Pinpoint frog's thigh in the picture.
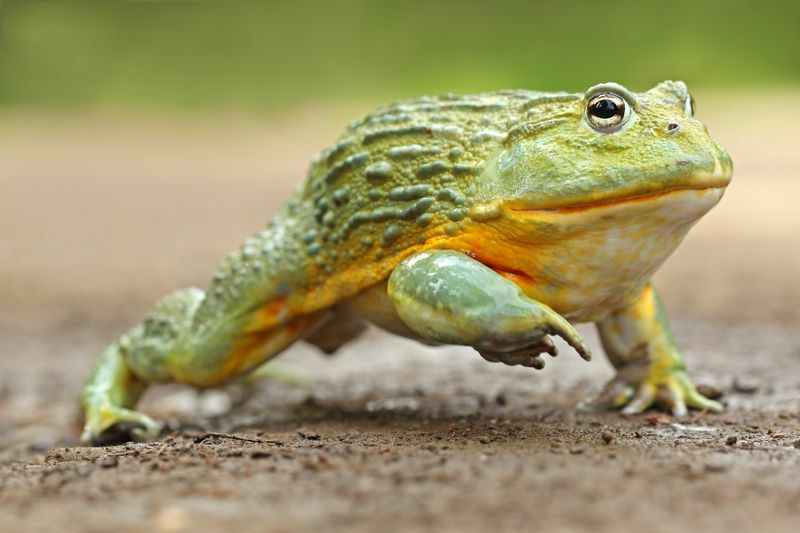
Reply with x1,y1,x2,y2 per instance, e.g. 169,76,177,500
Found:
131,311,327,388
386,250,590,358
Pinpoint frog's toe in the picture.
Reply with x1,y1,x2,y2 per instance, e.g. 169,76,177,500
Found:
656,371,724,415
602,366,724,416
683,380,724,413
539,335,558,356
81,403,163,445
479,349,546,369
620,382,657,415
544,315,591,361
478,337,561,369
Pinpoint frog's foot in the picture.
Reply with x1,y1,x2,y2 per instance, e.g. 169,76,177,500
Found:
478,314,592,370
478,337,559,369
598,357,723,417
81,401,164,445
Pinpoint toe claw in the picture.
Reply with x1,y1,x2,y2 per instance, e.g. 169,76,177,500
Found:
611,385,635,408
660,383,688,417
562,331,592,361
540,337,558,357
621,383,656,414
80,426,96,445
545,317,591,361
685,389,724,413
669,395,688,417
527,356,545,370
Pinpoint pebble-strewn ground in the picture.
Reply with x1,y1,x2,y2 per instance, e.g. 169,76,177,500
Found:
1,93,798,532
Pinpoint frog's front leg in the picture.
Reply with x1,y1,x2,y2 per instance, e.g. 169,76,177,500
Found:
387,250,591,368
596,283,723,416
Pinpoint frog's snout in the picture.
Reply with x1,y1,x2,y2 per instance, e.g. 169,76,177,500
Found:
690,147,733,189
714,149,734,182
661,113,733,186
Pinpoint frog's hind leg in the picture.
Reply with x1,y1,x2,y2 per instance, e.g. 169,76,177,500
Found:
237,311,363,386
80,288,326,444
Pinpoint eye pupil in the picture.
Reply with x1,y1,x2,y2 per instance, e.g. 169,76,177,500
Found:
584,91,630,132
592,99,618,119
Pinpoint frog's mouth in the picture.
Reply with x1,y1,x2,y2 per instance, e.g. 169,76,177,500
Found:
515,184,726,214
511,159,732,214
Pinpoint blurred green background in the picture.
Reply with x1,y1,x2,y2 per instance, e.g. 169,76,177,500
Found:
1,0,798,111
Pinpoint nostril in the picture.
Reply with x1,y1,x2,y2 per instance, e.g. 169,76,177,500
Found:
665,122,681,135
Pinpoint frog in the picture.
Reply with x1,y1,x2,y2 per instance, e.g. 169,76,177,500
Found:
79,81,733,444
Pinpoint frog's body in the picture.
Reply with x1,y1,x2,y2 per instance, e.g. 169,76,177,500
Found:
80,81,732,444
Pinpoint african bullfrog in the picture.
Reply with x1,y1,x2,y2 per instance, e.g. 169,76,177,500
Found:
80,81,733,444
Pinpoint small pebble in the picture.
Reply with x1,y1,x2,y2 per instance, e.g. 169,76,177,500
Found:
99,455,119,468
696,384,724,400
298,429,321,440
644,414,669,426
249,450,272,459
733,377,759,394
725,435,738,446
569,446,584,455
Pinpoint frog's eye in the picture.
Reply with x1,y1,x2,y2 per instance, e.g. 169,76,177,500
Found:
585,93,631,132
685,94,696,117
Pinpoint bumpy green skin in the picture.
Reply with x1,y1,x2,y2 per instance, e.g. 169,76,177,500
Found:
80,81,732,444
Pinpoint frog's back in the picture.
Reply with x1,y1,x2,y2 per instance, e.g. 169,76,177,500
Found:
198,90,577,330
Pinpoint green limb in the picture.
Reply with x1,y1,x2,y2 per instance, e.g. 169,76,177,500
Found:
387,250,591,368
239,361,311,387
80,288,205,444
595,283,723,416
79,342,163,444
80,285,322,445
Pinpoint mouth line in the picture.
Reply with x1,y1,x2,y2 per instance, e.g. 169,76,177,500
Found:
510,184,727,214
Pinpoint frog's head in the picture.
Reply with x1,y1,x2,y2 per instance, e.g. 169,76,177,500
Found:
476,81,732,214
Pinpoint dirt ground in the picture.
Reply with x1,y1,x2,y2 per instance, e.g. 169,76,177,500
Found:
1,92,799,532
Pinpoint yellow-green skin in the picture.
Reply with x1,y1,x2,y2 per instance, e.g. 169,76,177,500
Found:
80,81,732,444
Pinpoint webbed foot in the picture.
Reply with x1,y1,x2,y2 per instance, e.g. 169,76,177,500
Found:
81,401,164,445
597,355,723,416
80,342,164,445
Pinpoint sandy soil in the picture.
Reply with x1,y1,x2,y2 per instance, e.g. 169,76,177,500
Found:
1,92,799,532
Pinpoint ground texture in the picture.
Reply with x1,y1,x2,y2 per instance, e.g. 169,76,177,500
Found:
1,94,798,532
